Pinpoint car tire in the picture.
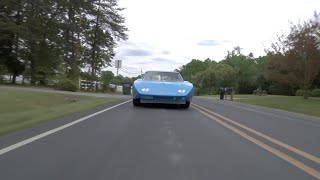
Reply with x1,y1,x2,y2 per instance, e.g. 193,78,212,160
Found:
133,99,140,106
182,101,190,109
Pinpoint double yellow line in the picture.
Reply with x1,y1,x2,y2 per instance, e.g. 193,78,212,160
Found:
191,103,320,179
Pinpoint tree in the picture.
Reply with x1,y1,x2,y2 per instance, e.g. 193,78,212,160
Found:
269,12,320,98
220,47,258,94
178,59,214,82
215,64,237,87
110,74,124,85
0,0,128,85
100,70,114,85
193,63,236,95
255,55,272,91
83,0,128,81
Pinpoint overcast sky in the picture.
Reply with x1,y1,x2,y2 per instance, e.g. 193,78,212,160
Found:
108,0,320,77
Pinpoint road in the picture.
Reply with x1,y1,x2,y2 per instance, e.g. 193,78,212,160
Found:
0,97,319,180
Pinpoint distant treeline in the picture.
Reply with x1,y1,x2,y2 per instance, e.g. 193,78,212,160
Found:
177,12,320,99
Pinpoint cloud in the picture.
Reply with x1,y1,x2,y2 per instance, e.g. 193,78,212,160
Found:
152,57,181,64
197,40,232,46
122,49,153,56
197,40,222,46
162,50,171,55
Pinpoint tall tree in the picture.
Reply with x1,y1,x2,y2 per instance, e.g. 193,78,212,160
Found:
178,58,214,82
84,0,128,80
0,0,128,85
221,47,258,94
269,12,320,98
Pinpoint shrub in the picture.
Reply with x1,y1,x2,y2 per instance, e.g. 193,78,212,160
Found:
193,87,200,96
295,89,311,96
253,89,267,95
56,79,78,92
311,89,320,97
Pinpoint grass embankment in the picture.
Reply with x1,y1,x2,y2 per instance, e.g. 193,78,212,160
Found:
0,89,119,136
205,94,320,117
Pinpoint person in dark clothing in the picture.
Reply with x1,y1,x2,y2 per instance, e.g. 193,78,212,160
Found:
219,87,225,100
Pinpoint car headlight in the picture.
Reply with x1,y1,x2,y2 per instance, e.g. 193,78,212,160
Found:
142,88,149,92
178,90,186,93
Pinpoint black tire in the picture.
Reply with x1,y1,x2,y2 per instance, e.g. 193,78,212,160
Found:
133,99,140,106
182,101,190,109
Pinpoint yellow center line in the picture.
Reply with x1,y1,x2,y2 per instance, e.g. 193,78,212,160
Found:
191,106,320,179
192,103,320,165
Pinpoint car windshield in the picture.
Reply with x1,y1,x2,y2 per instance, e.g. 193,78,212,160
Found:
143,71,183,82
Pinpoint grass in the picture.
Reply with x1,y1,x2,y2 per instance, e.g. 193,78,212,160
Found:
205,94,320,117
0,89,120,136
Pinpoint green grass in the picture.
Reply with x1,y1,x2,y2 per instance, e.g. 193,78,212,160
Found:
0,89,119,136
205,94,320,117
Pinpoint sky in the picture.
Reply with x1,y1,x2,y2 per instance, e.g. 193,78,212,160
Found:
108,0,320,77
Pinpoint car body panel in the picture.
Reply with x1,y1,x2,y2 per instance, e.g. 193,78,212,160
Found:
132,72,194,105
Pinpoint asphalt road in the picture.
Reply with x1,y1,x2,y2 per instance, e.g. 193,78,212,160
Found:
0,97,319,180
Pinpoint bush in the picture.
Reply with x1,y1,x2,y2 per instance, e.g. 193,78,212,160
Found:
311,89,320,97
56,79,78,92
269,84,296,95
0,76,3,84
194,87,200,96
295,89,311,96
253,89,267,95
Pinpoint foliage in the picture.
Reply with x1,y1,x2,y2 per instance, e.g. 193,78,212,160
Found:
253,89,267,95
268,12,320,99
100,70,114,85
178,12,320,98
178,59,214,83
110,74,124,85
0,0,128,84
220,46,258,94
193,63,236,95
295,89,311,96
311,89,320,97
56,79,78,92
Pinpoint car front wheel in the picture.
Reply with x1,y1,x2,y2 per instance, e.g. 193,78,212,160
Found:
133,99,140,106
182,101,190,109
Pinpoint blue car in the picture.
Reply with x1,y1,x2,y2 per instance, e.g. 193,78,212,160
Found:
132,71,194,108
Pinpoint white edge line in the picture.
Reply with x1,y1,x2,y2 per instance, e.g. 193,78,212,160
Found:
0,99,132,156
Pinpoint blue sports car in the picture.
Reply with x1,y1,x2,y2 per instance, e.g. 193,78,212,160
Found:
132,71,194,108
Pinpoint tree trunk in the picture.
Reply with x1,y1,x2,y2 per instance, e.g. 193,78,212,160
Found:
11,74,16,84
303,88,309,99
303,55,309,99
30,60,36,85
91,0,101,81
22,74,25,84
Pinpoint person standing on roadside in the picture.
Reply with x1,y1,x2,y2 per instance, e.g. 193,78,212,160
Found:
219,87,225,100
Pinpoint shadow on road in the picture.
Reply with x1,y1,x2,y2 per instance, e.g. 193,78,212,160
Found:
134,103,188,110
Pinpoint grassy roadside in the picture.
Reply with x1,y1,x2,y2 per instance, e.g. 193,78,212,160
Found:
204,94,320,117
0,89,120,136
